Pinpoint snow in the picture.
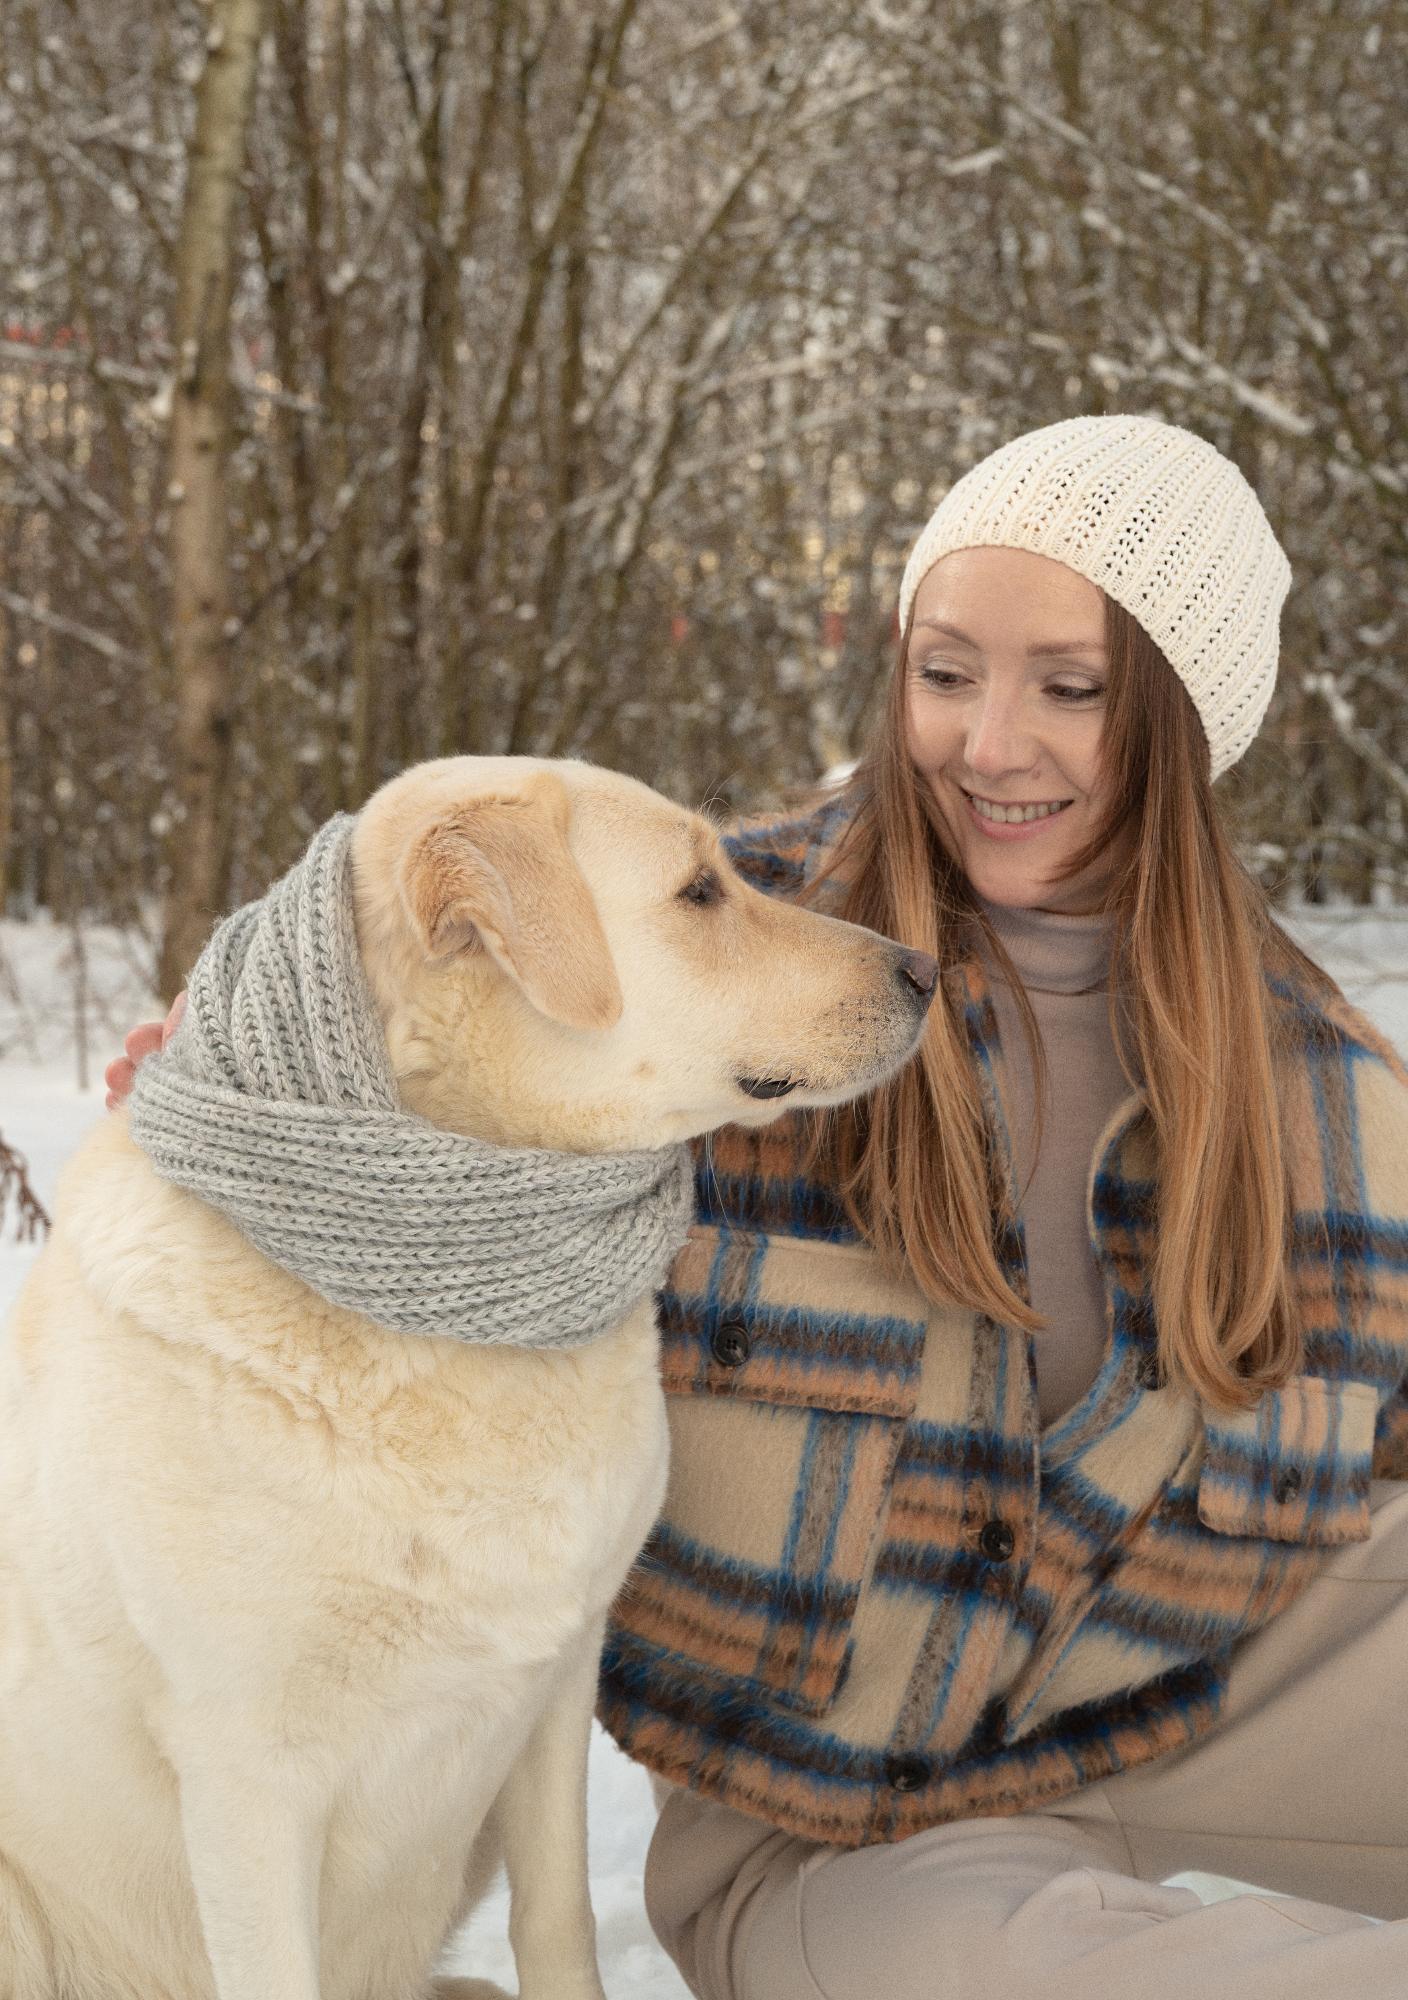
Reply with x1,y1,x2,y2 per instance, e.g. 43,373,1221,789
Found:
2,904,1405,1978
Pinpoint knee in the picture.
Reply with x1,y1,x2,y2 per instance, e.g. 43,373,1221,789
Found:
795,1852,1202,2000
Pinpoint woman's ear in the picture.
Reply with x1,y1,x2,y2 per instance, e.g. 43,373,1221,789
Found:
398,771,623,1032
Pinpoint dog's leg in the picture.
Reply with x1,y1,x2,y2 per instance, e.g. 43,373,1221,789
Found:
165,1717,327,2000
497,1620,609,2000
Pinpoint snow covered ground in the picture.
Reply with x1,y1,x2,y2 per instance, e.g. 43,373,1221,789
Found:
2,902,1405,1982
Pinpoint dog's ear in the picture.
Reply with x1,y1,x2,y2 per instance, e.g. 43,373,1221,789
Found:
398,771,623,1032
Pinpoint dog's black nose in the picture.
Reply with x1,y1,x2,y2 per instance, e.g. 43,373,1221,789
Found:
896,948,939,1003
738,1075,799,1100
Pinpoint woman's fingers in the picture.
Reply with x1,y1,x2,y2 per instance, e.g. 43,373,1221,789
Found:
123,1021,165,1065
104,1055,135,1109
107,992,188,1110
107,992,187,1111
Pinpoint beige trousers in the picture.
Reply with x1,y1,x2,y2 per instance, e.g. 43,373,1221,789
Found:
644,1479,1408,2000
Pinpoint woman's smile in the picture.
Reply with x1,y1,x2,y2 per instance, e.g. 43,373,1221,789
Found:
960,787,1075,836
904,545,1118,910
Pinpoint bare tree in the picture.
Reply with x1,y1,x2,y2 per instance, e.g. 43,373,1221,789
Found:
0,1130,48,1241
0,0,1404,955
160,0,268,997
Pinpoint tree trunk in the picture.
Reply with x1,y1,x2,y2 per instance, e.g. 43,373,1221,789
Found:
159,0,267,999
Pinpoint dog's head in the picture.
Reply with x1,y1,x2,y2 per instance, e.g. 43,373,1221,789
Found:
352,757,935,1152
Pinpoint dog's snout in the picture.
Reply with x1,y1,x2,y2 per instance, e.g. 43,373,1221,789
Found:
896,948,939,1007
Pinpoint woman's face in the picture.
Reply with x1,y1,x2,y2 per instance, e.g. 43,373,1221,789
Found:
904,545,1123,914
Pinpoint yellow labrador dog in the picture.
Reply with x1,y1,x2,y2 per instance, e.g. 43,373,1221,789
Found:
0,756,936,2000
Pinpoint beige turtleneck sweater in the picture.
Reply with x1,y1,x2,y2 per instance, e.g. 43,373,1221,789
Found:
978,899,1139,1428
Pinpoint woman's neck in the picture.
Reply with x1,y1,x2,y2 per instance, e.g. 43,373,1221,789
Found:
976,894,1113,997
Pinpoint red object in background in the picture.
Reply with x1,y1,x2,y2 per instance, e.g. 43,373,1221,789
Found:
664,607,873,647
2,323,81,348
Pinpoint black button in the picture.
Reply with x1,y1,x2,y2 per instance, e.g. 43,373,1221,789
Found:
1273,1466,1304,1504
884,1753,931,1792
979,1518,1015,1562
974,1697,1009,1750
710,1318,751,1368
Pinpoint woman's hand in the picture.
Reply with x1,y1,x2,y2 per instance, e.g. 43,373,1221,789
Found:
104,993,186,1111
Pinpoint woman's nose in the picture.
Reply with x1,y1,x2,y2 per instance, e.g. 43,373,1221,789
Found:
965,691,1036,776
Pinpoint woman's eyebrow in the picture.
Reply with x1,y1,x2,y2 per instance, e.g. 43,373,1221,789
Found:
913,618,1104,658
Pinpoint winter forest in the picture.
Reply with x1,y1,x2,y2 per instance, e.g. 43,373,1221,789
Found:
3,0,1407,964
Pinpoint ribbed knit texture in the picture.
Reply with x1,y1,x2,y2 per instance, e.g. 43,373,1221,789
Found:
897,415,1292,778
978,896,1133,1426
127,815,695,1346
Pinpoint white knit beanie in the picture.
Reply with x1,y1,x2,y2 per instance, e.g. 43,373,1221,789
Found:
897,415,1292,778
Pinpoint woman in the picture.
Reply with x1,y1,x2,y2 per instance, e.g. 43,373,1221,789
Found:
110,416,1408,1997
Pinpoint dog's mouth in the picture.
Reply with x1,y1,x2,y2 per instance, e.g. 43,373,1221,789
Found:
736,1074,801,1101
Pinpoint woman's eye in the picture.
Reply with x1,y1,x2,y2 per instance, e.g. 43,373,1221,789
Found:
920,664,1104,704
678,868,724,907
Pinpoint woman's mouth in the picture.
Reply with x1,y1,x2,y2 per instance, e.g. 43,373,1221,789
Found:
960,787,1075,840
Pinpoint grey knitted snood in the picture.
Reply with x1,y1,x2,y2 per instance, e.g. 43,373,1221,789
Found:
128,815,695,1347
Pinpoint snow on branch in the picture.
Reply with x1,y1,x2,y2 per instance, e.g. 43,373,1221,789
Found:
1305,673,1408,810
0,587,148,671
1166,336,1312,437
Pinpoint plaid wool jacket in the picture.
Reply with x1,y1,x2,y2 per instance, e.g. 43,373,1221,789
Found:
597,791,1408,1848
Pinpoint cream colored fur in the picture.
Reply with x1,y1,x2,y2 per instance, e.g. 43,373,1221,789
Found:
0,756,930,2000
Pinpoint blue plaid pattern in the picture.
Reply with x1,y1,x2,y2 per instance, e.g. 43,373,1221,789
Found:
599,793,1408,1846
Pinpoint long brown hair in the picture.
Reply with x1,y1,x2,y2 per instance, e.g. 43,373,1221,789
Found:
800,596,1341,1413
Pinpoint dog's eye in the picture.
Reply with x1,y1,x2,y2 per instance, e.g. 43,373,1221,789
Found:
678,868,724,908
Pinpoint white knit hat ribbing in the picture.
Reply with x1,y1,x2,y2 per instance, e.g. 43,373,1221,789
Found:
897,415,1292,779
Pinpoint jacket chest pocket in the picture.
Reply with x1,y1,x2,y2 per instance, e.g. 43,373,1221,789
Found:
618,1225,926,1717
1196,1375,1379,1546
1002,1377,1382,1746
